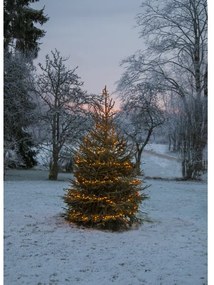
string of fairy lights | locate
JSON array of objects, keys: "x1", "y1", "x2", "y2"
[
  {"x1": 75, "y1": 158, "x2": 133, "y2": 169},
  {"x1": 74, "y1": 178, "x2": 141, "y2": 186},
  {"x1": 67, "y1": 211, "x2": 138, "y2": 223}
]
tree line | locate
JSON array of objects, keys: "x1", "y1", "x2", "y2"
[{"x1": 4, "y1": 0, "x2": 207, "y2": 180}]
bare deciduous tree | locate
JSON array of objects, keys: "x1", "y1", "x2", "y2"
[
  {"x1": 117, "y1": 83, "x2": 165, "y2": 174},
  {"x1": 119, "y1": 0, "x2": 207, "y2": 179},
  {"x1": 36, "y1": 49, "x2": 90, "y2": 180}
]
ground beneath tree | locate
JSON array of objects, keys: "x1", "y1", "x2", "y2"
[
  {"x1": 4, "y1": 145, "x2": 207, "y2": 284},
  {"x1": 4, "y1": 166, "x2": 207, "y2": 285}
]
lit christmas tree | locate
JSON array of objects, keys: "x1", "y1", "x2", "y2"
[{"x1": 64, "y1": 86, "x2": 146, "y2": 230}]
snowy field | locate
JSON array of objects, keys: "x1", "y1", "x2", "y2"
[
  {"x1": 143, "y1": 146, "x2": 182, "y2": 179},
  {"x1": 4, "y1": 146, "x2": 207, "y2": 285}
]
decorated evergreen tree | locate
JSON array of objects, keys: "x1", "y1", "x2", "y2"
[{"x1": 64, "y1": 87, "x2": 146, "y2": 231}]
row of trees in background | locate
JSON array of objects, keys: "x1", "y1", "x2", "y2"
[
  {"x1": 118, "y1": 0, "x2": 207, "y2": 179},
  {"x1": 4, "y1": 0, "x2": 207, "y2": 181}
]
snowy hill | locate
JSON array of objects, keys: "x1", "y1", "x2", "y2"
[{"x1": 143, "y1": 144, "x2": 182, "y2": 179}]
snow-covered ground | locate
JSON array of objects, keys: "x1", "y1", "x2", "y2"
[{"x1": 4, "y1": 145, "x2": 207, "y2": 285}]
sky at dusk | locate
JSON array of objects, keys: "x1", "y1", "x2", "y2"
[{"x1": 33, "y1": 0, "x2": 143, "y2": 98}]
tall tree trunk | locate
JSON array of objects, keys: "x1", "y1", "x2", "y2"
[
  {"x1": 181, "y1": 117, "x2": 205, "y2": 180},
  {"x1": 134, "y1": 152, "x2": 143, "y2": 176},
  {"x1": 134, "y1": 129, "x2": 153, "y2": 175},
  {"x1": 182, "y1": 147, "x2": 204, "y2": 179},
  {"x1": 49, "y1": 111, "x2": 60, "y2": 180},
  {"x1": 49, "y1": 149, "x2": 59, "y2": 180}
]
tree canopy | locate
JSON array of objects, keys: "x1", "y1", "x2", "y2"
[{"x1": 4, "y1": 0, "x2": 48, "y2": 57}]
